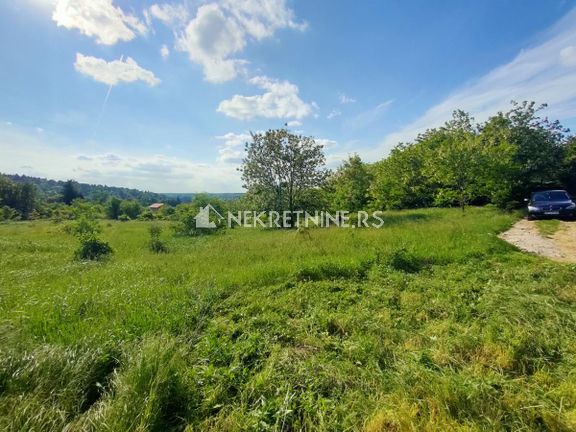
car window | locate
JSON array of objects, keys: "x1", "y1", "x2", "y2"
[{"x1": 532, "y1": 191, "x2": 569, "y2": 201}]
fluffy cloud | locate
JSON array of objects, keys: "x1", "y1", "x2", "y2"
[
  {"x1": 176, "y1": 0, "x2": 305, "y2": 82},
  {"x1": 176, "y1": 3, "x2": 247, "y2": 83},
  {"x1": 216, "y1": 132, "x2": 252, "y2": 163},
  {"x1": 217, "y1": 75, "x2": 316, "y2": 120},
  {"x1": 371, "y1": 9, "x2": 576, "y2": 159},
  {"x1": 74, "y1": 53, "x2": 160, "y2": 86},
  {"x1": 286, "y1": 120, "x2": 302, "y2": 127},
  {"x1": 146, "y1": 3, "x2": 190, "y2": 27},
  {"x1": 52, "y1": 0, "x2": 146, "y2": 45}
]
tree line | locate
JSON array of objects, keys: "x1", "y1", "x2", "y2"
[
  {"x1": 241, "y1": 101, "x2": 576, "y2": 213},
  {"x1": 2, "y1": 100, "x2": 575, "y2": 223}
]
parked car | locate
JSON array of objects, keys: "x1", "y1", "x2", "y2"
[{"x1": 526, "y1": 190, "x2": 576, "y2": 220}]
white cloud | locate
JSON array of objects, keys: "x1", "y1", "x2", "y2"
[
  {"x1": 160, "y1": 44, "x2": 170, "y2": 59},
  {"x1": 216, "y1": 132, "x2": 252, "y2": 163},
  {"x1": 74, "y1": 53, "x2": 160, "y2": 86},
  {"x1": 286, "y1": 120, "x2": 302, "y2": 127},
  {"x1": 176, "y1": 3, "x2": 247, "y2": 83},
  {"x1": 339, "y1": 93, "x2": 356, "y2": 104},
  {"x1": 221, "y1": 0, "x2": 307, "y2": 39},
  {"x1": 52, "y1": 0, "x2": 146, "y2": 45},
  {"x1": 176, "y1": 0, "x2": 305, "y2": 82},
  {"x1": 146, "y1": 3, "x2": 190, "y2": 27},
  {"x1": 0, "y1": 126, "x2": 242, "y2": 192},
  {"x1": 560, "y1": 45, "x2": 576, "y2": 67},
  {"x1": 327, "y1": 109, "x2": 341, "y2": 120},
  {"x1": 371, "y1": 9, "x2": 576, "y2": 160},
  {"x1": 217, "y1": 75, "x2": 316, "y2": 120}
]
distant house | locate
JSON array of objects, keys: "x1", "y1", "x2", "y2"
[{"x1": 148, "y1": 203, "x2": 164, "y2": 212}]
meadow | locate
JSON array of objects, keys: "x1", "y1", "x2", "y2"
[{"x1": 1, "y1": 207, "x2": 576, "y2": 431}]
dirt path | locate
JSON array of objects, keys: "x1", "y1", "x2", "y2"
[{"x1": 499, "y1": 219, "x2": 576, "y2": 263}]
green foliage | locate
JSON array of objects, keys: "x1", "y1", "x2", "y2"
[
  {"x1": 61, "y1": 180, "x2": 83, "y2": 205},
  {"x1": 328, "y1": 154, "x2": 372, "y2": 211},
  {"x1": 148, "y1": 224, "x2": 168, "y2": 253},
  {"x1": 0, "y1": 175, "x2": 37, "y2": 220},
  {"x1": 68, "y1": 215, "x2": 102, "y2": 237},
  {"x1": 120, "y1": 200, "x2": 142, "y2": 219},
  {"x1": 368, "y1": 101, "x2": 573, "y2": 210},
  {"x1": 173, "y1": 196, "x2": 227, "y2": 236},
  {"x1": 106, "y1": 197, "x2": 122, "y2": 220},
  {"x1": 240, "y1": 128, "x2": 330, "y2": 212},
  {"x1": 74, "y1": 234, "x2": 113, "y2": 261}
]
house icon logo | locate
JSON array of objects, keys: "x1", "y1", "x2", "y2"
[{"x1": 194, "y1": 204, "x2": 224, "y2": 228}]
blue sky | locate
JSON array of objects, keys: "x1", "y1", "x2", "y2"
[{"x1": 1, "y1": 0, "x2": 576, "y2": 192}]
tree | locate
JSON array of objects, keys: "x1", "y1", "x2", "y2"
[
  {"x1": 328, "y1": 154, "x2": 372, "y2": 211},
  {"x1": 560, "y1": 136, "x2": 576, "y2": 194},
  {"x1": 106, "y1": 197, "x2": 122, "y2": 220},
  {"x1": 505, "y1": 101, "x2": 568, "y2": 200},
  {"x1": 61, "y1": 180, "x2": 83, "y2": 205},
  {"x1": 240, "y1": 128, "x2": 330, "y2": 215},
  {"x1": 17, "y1": 183, "x2": 36, "y2": 219},
  {"x1": 370, "y1": 143, "x2": 433, "y2": 210},
  {"x1": 119, "y1": 200, "x2": 142, "y2": 220}
]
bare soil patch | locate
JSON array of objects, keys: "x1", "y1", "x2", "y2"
[{"x1": 499, "y1": 219, "x2": 576, "y2": 263}]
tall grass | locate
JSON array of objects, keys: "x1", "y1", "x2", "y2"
[{"x1": 1, "y1": 207, "x2": 576, "y2": 430}]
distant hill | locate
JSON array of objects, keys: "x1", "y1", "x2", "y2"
[
  {"x1": 3, "y1": 174, "x2": 243, "y2": 205},
  {"x1": 163, "y1": 193, "x2": 244, "y2": 202}
]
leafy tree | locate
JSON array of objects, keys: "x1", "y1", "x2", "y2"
[
  {"x1": 61, "y1": 180, "x2": 83, "y2": 205},
  {"x1": 0, "y1": 176, "x2": 36, "y2": 220},
  {"x1": 240, "y1": 128, "x2": 330, "y2": 215},
  {"x1": 328, "y1": 154, "x2": 372, "y2": 211},
  {"x1": 106, "y1": 197, "x2": 122, "y2": 220},
  {"x1": 505, "y1": 101, "x2": 568, "y2": 199},
  {"x1": 560, "y1": 136, "x2": 576, "y2": 194},
  {"x1": 17, "y1": 183, "x2": 36, "y2": 219},
  {"x1": 370, "y1": 143, "x2": 433, "y2": 210},
  {"x1": 120, "y1": 200, "x2": 142, "y2": 219}
]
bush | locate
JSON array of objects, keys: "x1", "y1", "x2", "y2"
[
  {"x1": 74, "y1": 234, "x2": 113, "y2": 261},
  {"x1": 148, "y1": 224, "x2": 168, "y2": 253},
  {"x1": 118, "y1": 214, "x2": 130, "y2": 222},
  {"x1": 138, "y1": 211, "x2": 155, "y2": 221},
  {"x1": 68, "y1": 216, "x2": 101, "y2": 237}
]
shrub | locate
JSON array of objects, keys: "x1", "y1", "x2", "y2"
[
  {"x1": 138, "y1": 210, "x2": 155, "y2": 221},
  {"x1": 74, "y1": 234, "x2": 113, "y2": 261},
  {"x1": 68, "y1": 215, "x2": 101, "y2": 237},
  {"x1": 148, "y1": 224, "x2": 168, "y2": 253},
  {"x1": 118, "y1": 214, "x2": 130, "y2": 222}
]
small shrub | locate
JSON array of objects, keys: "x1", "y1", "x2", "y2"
[
  {"x1": 148, "y1": 224, "x2": 168, "y2": 253},
  {"x1": 386, "y1": 248, "x2": 424, "y2": 273},
  {"x1": 75, "y1": 234, "x2": 113, "y2": 261},
  {"x1": 118, "y1": 214, "x2": 130, "y2": 222}
]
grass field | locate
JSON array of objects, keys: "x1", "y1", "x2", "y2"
[{"x1": 1, "y1": 207, "x2": 576, "y2": 431}]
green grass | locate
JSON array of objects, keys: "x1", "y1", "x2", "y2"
[
  {"x1": 535, "y1": 219, "x2": 562, "y2": 237},
  {"x1": 1, "y1": 207, "x2": 576, "y2": 431}
]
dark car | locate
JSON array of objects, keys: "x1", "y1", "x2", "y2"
[{"x1": 526, "y1": 190, "x2": 576, "y2": 220}]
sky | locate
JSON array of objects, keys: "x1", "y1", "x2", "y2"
[{"x1": 1, "y1": 0, "x2": 576, "y2": 193}]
